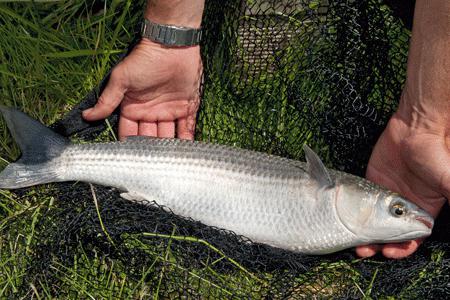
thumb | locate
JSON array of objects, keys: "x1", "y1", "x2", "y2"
[{"x1": 82, "y1": 70, "x2": 126, "y2": 121}]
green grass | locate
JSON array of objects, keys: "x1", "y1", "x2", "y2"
[
  {"x1": 0, "y1": 1, "x2": 447, "y2": 299},
  {"x1": 0, "y1": 1, "x2": 150, "y2": 298},
  {"x1": 0, "y1": 0, "x2": 139, "y2": 166}
]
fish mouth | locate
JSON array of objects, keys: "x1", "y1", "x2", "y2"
[{"x1": 415, "y1": 215, "x2": 434, "y2": 230}]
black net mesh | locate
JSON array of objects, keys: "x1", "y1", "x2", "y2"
[
  {"x1": 15, "y1": 184, "x2": 449, "y2": 298},
  {"x1": 198, "y1": 0, "x2": 409, "y2": 176},
  {"x1": 3, "y1": 0, "x2": 450, "y2": 298}
]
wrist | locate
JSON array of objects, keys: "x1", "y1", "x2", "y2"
[
  {"x1": 138, "y1": 37, "x2": 200, "y2": 52},
  {"x1": 141, "y1": 18, "x2": 202, "y2": 47},
  {"x1": 396, "y1": 87, "x2": 450, "y2": 136}
]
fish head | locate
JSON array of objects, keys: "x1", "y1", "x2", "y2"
[{"x1": 335, "y1": 177, "x2": 433, "y2": 244}]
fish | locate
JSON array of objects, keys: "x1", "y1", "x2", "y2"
[{"x1": 0, "y1": 106, "x2": 434, "y2": 255}]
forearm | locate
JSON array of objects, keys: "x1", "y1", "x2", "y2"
[
  {"x1": 399, "y1": 0, "x2": 450, "y2": 132},
  {"x1": 145, "y1": 0, "x2": 205, "y2": 28}
]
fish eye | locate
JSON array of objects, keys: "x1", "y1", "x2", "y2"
[{"x1": 390, "y1": 203, "x2": 407, "y2": 217}]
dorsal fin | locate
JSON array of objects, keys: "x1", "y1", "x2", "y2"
[{"x1": 303, "y1": 144, "x2": 333, "y2": 188}]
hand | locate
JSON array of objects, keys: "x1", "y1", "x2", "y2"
[
  {"x1": 357, "y1": 106, "x2": 449, "y2": 259},
  {"x1": 356, "y1": 0, "x2": 450, "y2": 259},
  {"x1": 82, "y1": 38, "x2": 202, "y2": 140}
]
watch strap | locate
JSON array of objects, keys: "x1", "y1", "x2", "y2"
[{"x1": 141, "y1": 18, "x2": 202, "y2": 47}]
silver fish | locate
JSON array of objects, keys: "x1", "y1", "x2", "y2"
[{"x1": 0, "y1": 107, "x2": 433, "y2": 254}]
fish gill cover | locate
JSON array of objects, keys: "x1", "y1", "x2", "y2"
[{"x1": 0, "y1": 0, "x2": 449, "y2": 298}]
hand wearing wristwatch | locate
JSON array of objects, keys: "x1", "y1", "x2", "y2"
[{"x1": 141, "y1": 18, "x2": 202, "y2": 47}]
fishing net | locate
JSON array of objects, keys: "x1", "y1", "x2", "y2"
[{"x1": 1, "y1": 0, "x2": 450, "y2": 298}]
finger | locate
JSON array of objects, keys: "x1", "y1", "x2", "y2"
[
  {"x1": 157, "y1": 121, "x2": 175, "y2": 138},
  {"x1": 118, "y1": 116, "x2": 138, "y2": 141},
  {"x1": 355, "y1": 244, "x2": 381, "y2": 258},
  {"x1": 381, "y1": 239, "x2": 422, "y2": 259},
  {"x1": 82, "y1": 71, "x2": 126, "y2": 121},
  {"x1": 138, "y1": 121, "x2": 158, "y2": 137},
  {"x1": 177, "y1": 114, "x2": 196, "y2": 140}
]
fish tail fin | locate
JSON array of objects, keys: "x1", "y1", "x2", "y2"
[
  {"x1": 0, "y1": 106, "x2": 70, "y2": 189},
  {"x1": 0, "y1": 163, "x2": 62, "y2": 189}
]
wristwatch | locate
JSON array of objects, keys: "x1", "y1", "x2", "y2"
[{"x1": 141, "y1": 18, "x2": 202, "y2": 47}]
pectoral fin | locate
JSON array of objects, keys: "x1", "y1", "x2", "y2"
[
  {"x1": 303, "y1": 144, "x2": 333, "y2": 188},
  {"x1": 120, "y1": 191, "x2": 147, "y2": 202}
]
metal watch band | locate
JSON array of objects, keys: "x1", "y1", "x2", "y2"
[{"x1": 141, "y1": 18, "x2": 202, "y2": 47}]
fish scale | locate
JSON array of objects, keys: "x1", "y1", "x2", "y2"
[
  {"x1": 0, "y1": 107, "x2": 434, "y2": 255},
  {"x1": 58, "y1": 138, "x2": 356, "y2": 254}
]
